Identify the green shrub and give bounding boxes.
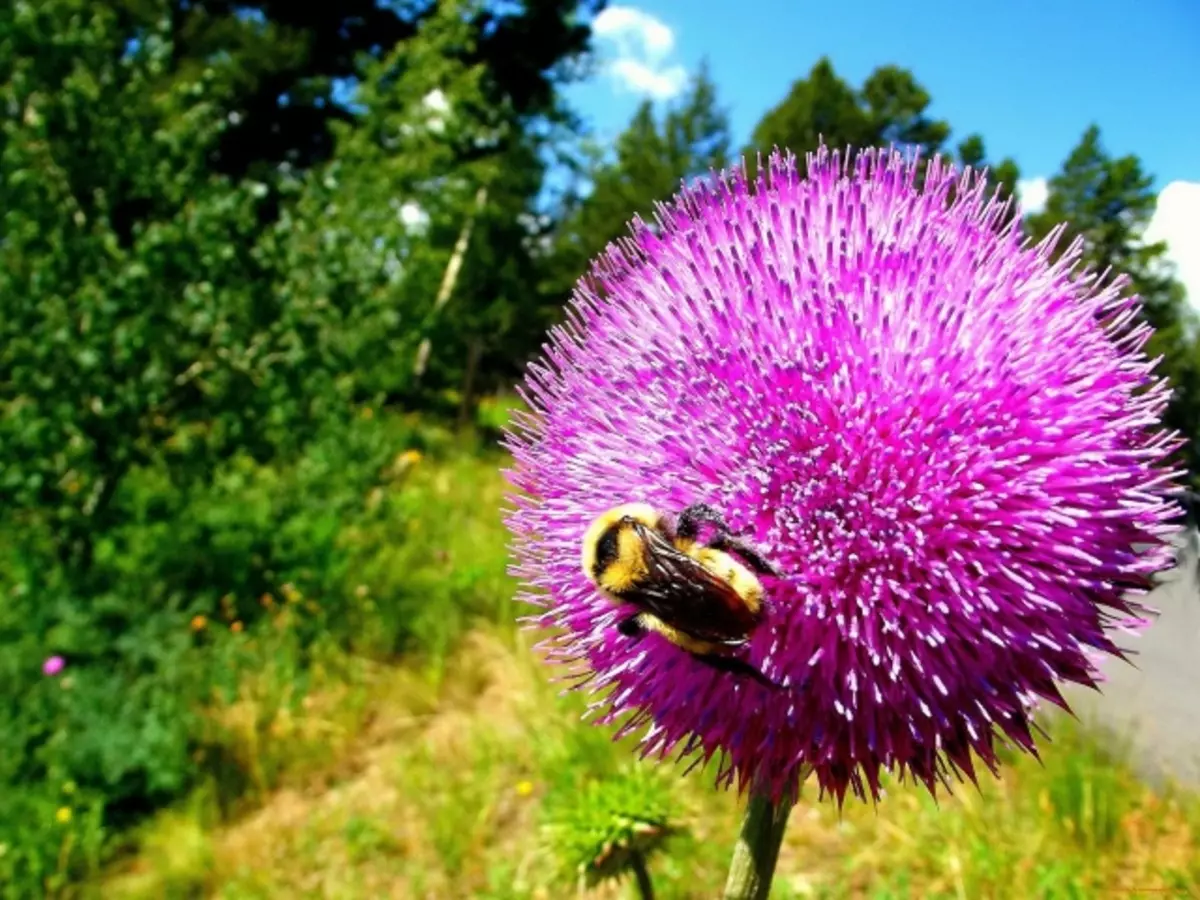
[0,411,515,895]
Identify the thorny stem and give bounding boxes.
[629,849,655,900]
[721,790,796,900]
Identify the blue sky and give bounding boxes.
[561,0,1200,304]
[564,0,1199,189]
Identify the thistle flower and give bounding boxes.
[503,145,1180,808]
[42,656,65,677]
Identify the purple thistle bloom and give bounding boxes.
[503,145,1182,805]
[43,656,65,677]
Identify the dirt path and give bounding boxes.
[1064,531,1200,787]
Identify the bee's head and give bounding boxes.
[581,502,663,594]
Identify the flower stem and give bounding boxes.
[630,849,655,900]
[721,791,795,900]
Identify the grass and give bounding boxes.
[91,440,1200,900]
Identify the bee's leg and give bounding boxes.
[678,503,781,576]
[693,652,781,689]
[676,502,730,541]
[706,534,781,577]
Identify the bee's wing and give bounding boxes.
[628,525,760,643]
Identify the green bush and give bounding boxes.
[0,410,515,895]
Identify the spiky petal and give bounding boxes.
[503,145,1182,804]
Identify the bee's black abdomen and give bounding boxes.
[617,615,647,638]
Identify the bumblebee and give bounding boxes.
[580,501,781,688]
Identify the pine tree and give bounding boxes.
[131,0,603,178]
[1028,125,1198,482]
[1027,125,1184,329]
[748,58,954,159]
[745,57,1019,201]
[748,58,872,160]
[545,61,733,298]
[956,134,1021,207]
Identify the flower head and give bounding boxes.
[42,655,65,677]
[541,768,678,888]
[503,145,1181,804]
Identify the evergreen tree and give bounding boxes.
[1027,125,1198,482]
[127,0,604,178]
[956,133,1021,208]
[1027,125,1184,329]
[748,58,873,158]
[747,58,1019,202]
[546,62,733,298]
[859,64,950,152]
[748,58,954,160]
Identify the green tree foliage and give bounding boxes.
[265,0,581,411]
[956,133,1021,208]
[1026,125,1185,329]
[858,64,951,152]
[0,1,347,573]
[263,0,500,406]
[545,62,732,299]
[749,58,874,155]
[1026,125,1199,481]
[0,4,299,885]
[130,0,604,179]
[748,57,960,159]
[747,58,1020,203]
[0,0,596,891]
[2,2,1190,893]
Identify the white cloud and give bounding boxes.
[592,5,687,100]
[1015,175,1198,311]
[593,6,675,56]
[1016,177,1049,215]
[1144,180,1200,310]
[609,58,687,100]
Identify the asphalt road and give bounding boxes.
[1062,530,1200,787]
